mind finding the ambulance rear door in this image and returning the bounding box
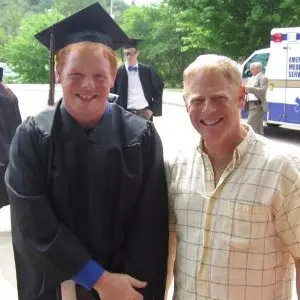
[268,28,300,125]
[284,39,300,124]
[264,45,287,124]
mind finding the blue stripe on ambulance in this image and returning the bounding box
[268,102,300,124]
[241,102,300,124]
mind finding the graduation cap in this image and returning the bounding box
[35,2,129,52]
[123,39,143,49]
[34,2,130,105]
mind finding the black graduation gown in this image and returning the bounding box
[112,64,164,117]
[0,90,22,208]
[5,101,168,300]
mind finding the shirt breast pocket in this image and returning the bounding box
[230,208,269,251]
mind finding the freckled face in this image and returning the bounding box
[56,47,115,125]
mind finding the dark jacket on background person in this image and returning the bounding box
[0,84,22,208]
[112,63,164,117]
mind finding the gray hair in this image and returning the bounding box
[183,54,242,97]
[250,62,262,70]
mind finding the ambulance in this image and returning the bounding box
[241,27,300,127]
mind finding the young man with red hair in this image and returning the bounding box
[6,3,168,300]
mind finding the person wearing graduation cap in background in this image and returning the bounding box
[5,3,168,300]
[0,66,22,209]
[111,39,164,121]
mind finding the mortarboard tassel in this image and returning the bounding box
[48,31,55,106]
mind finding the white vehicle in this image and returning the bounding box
[241,27,300,127]
[0,62,18,80]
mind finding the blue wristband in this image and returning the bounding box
[72,260,105,290]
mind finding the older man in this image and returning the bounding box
[165,54,300,300]
[245,62,268,135]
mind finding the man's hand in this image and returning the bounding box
[165,232,176,300]
[145,109,153,120]
[294,259,300,299]
[93,271,147,300]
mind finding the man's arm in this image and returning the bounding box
[8,95,22,141]
[274,159,300,300]
[7,117,146,299]
[245,76,268,99]
[149,67,164,117]
[165,231,176,300]
[6,119,93,286]
[295,259,300,299]
[123,123,169,299]
[164,157,177,300]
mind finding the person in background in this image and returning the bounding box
[6,3,168,300]
[165,54,300,300]
[245,61,268,135]
[112,39,164,121]
[0,66,21,209]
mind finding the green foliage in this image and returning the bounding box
[0,0,127,46]
[0,28,6,45]
[0,0,55,43]
[120,4,198,86]
[54,0,105,16]
[0,10,64,83]
[0,0,30,39]
[1,0,300,86]
[167,0,300,59]
[0,0,129,83]
[54,0,128,20]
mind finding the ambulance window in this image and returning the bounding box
[242,53,270,78]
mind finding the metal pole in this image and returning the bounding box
[110,0,113,17]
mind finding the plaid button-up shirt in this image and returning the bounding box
[166,126,300,300]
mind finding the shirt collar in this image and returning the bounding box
[198,124,256,162]
[233,125,256,161]
[125,62,139,71]
[253,72,262,79]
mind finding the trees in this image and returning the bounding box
[0,0,30,41]
[167,0,300,59]
[0,0,128,83]
[0,0,127,46]
[0,0,55,44]
[120,4,198,86]
[0,10,64,83]
[1,0,299,85]
[54,0,128,19]
[54,0,104,16]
